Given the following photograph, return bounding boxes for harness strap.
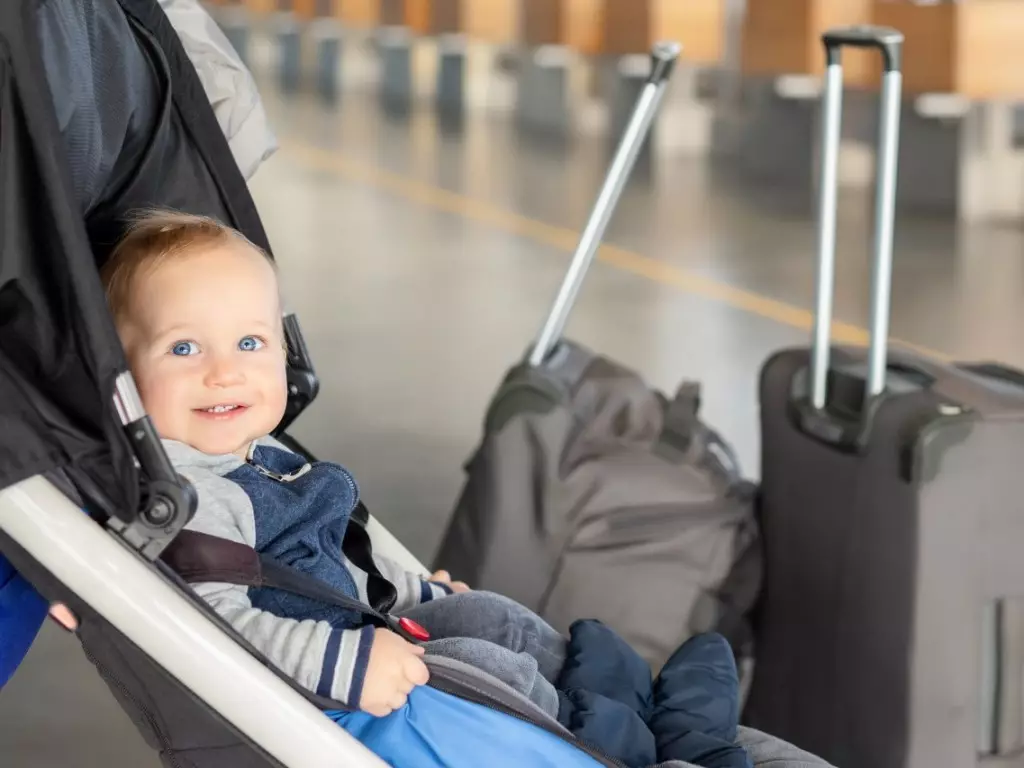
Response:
[160,528,430,643]
[341,504,399,615]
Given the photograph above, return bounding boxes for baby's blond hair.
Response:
[100,208,276,325]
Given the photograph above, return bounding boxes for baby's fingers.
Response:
[363,701,393,718]
[405,656,430,686]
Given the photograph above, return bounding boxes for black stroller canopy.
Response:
[1,0,140,522]
[0,2,334,763]
[0,0,313,546]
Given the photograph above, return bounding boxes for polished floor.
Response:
[5,62,1024,765]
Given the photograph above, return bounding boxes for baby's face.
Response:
[118,239,288,458]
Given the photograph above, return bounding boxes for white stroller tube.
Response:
[0,475,387,768]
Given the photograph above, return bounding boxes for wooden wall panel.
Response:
[564,0,603,56]
[463,0,519,46]
[956,1,1024,100]
[656,0,724,64]
[337,0,379,26]
[741,0,871,80]
[521,0,602,54]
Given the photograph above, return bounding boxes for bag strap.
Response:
[160,530,430,643]
[664,381,703,435]
[656,381,745,487]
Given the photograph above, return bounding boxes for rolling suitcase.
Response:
[745,26,1024,768]
[434,42,763,674]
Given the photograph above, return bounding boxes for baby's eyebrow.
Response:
[154,323,192,339]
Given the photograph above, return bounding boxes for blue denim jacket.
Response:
[230,443,363,627]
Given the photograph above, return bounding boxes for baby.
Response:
[95,208,759,768]
[99,209,567,718]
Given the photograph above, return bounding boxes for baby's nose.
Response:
[204,357,246,387]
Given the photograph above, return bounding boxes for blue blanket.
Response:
[332,622,751,768]
[0,556,48,688]
[556,621,752,768]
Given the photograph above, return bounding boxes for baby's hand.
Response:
[429,569,471,594]
[359,628,429,717]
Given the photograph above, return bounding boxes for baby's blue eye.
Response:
[238,336,265,352]
[171,340,199,356]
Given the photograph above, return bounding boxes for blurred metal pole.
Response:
[897,97,1024,222]
[379,26,413,107]
[734,75,819,196]
[217,4,252,67]
[311,17,343,104]
[515,45,571,137]
[274,8,302,94]
[436,33,465,116]
[610,54,656,171]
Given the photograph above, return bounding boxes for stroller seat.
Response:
[0,1,835,766]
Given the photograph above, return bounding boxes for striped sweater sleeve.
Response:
[176,457,376,707]
[190,580,376,706]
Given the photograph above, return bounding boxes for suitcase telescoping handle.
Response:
[528,42,681,368]
[809,26,904,411]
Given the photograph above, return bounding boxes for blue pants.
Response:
[402,592,753,768]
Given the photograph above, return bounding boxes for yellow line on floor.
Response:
[283,140,948,361]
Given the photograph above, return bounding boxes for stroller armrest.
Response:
[364,515,430,578]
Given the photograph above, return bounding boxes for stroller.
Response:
[0,1,833,766]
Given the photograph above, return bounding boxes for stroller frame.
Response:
[0,475,388,767]
[0,0,388,764]
[0,5,663,766]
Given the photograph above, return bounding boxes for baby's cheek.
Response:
[136,371,185,437]
[270,364,289,412]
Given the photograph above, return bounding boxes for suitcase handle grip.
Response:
[648,41,682,84]
[822,25,903,73]
[808,26,904,419]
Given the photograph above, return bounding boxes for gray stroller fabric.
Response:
[435,341,762,673]
[37,0,161,217]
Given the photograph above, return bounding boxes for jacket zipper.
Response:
[429,678,630,768]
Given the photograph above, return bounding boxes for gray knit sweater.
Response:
[165,437,449,708]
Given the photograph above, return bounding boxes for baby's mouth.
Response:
[194,404,249,418]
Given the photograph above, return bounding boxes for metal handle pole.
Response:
[809,61,844,410]
[809,26,903,409]
[865,68,902,397]
[528,42,681,368]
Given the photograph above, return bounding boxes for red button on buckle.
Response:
[398,617,431,642]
